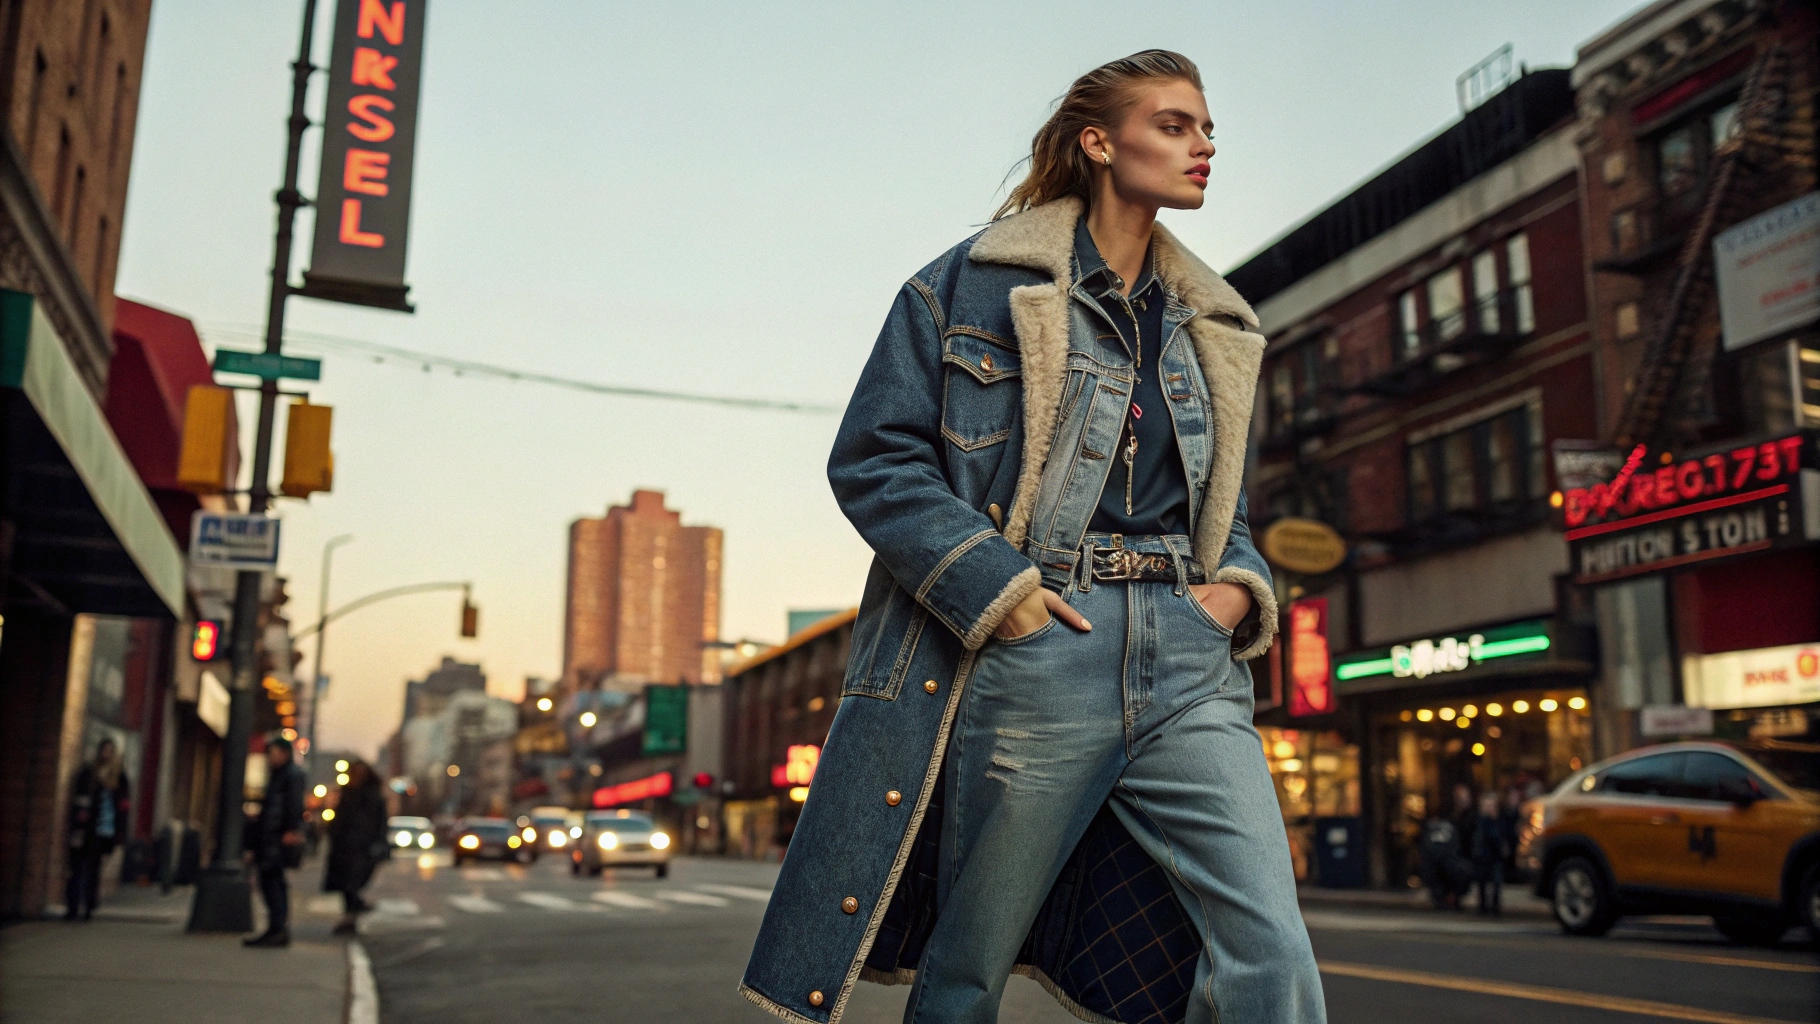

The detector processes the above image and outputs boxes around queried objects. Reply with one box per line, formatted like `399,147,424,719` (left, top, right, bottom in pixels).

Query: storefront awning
1,290,184,616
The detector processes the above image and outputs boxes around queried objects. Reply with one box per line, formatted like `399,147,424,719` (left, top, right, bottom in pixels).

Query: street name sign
212,348,322,381
189,511,281,568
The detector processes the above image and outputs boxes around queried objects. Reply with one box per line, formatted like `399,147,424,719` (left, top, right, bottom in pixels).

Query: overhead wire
200,324,841,415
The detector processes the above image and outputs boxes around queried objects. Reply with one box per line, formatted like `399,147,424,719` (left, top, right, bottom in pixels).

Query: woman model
742,51,1323,1024
323,760,389,935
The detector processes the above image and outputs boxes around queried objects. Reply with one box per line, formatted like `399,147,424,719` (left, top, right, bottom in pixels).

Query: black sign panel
301,0,427,312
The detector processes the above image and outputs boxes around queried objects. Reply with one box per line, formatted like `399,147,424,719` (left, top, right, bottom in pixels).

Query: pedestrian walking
244,736,305,948
323,760,388,935
1470,792,1509,916
1416,810,1462,910
64,738,130,920
741,50,1323,1024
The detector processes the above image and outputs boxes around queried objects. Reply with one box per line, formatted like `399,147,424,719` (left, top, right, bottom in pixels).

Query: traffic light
280,400,334,498
191,620,225,661
460,599,479,638
177,385,236,494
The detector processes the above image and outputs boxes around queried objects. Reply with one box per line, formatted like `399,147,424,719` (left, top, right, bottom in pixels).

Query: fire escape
1614,39,1818,449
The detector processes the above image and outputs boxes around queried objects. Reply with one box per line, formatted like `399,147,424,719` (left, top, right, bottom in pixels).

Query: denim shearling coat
740,197,1277,1024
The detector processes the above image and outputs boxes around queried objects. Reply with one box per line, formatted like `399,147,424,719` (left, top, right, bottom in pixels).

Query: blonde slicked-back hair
993,50,1204,221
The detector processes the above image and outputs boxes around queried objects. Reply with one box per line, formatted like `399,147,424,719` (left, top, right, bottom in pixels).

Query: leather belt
1088,544,1208,584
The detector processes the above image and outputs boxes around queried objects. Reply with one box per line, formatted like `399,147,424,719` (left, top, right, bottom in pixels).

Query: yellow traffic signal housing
177,385,236,493
281,400,334,498
460,600,479,638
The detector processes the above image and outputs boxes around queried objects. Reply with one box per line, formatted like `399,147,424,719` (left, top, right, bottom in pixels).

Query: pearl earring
1102,153,1111,165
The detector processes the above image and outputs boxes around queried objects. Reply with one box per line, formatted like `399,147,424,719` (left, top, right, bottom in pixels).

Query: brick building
1567,1,1819,754
563,489,723,695
0,1,176,920
1227,67,1600,887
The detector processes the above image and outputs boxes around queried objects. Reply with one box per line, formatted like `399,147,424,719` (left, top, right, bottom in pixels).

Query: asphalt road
333,853,1820,1024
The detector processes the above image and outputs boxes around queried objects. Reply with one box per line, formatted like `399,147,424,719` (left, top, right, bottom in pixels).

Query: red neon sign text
1563,436,1803,531
592,771,673,808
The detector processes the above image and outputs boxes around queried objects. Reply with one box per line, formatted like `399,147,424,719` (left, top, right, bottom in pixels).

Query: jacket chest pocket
940,331,1021,452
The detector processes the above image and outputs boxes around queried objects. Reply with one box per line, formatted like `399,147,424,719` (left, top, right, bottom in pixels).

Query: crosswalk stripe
459,867,506,881
447,894,504,914
519,892,594,912
374,898,421,916
694,884,771,902
656,890,729,907
591,891,662,910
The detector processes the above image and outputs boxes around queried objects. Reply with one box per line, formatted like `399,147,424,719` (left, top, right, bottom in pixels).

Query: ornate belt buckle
1097,547,1144,580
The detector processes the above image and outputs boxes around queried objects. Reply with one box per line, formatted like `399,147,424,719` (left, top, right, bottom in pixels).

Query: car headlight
507,836,521,849
597,832,618,850
459,834,480,850
522,827,537,842
569,826,582,838
417,832,434,849
650,831,671,850
395,832,412,847
548,831,566,847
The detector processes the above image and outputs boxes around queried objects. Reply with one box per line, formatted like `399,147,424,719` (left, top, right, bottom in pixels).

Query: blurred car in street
387,815,436,853
454,817,538,865
1521,740,1819,944
571,809,672,877
529,810,571,854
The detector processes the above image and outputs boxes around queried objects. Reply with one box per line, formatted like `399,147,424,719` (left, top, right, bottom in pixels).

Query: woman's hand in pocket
995,587,1091,640
1188,582,1252,632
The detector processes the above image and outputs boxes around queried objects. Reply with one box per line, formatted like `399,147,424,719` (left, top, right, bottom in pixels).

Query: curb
347,941,379,1024
1297,889,1553,921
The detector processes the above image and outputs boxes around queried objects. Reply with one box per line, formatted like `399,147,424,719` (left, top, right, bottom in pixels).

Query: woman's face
1085,79,1216,212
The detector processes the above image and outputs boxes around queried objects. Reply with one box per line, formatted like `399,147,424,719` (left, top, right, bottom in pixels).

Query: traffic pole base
186,866,254,933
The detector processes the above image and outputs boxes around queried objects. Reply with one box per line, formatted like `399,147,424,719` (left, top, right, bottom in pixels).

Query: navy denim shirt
1073,218,1190,535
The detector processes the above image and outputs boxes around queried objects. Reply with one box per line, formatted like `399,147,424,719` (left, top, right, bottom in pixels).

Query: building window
1265,335,1339,439
1506,233,1533,335
1405,401,1544,523
1710,99,1741,148
1472,250,1499,334
1397,290,1420,356
1426,267,1465,345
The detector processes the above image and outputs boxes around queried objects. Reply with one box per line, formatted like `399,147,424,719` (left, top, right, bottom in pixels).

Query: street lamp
303,533,354,768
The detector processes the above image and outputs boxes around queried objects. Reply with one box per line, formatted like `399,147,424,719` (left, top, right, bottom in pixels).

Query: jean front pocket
1183,590,1235,638
994,615,1057,647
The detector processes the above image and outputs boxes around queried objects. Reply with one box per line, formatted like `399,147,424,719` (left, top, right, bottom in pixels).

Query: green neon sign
1334,622,1552,683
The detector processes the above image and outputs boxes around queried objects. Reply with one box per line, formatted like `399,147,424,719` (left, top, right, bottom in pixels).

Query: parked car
454,817,538,865
387,815,436,852
1521,740,1820,943
571,809,672,877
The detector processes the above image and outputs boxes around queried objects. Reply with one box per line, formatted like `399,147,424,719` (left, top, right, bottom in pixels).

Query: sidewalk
0,877,355,1024
1297,883,1553,920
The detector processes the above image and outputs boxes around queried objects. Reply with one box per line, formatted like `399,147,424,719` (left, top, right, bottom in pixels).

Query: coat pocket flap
943,332,1022,384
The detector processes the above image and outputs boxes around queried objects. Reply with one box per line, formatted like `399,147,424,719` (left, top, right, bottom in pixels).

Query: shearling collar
969,196,1259,328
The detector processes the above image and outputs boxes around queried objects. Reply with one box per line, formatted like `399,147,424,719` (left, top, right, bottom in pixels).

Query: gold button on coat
809,991,824,1007
841,896,859,914
924,679,938,693
885,790,902,806
980,353,994,372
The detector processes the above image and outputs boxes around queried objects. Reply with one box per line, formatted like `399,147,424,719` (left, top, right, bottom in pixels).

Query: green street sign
212,348,322,381
642,684,688,756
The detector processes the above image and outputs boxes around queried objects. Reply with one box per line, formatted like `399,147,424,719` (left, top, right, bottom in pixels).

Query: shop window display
1373,690,1590,889
1259,727,1360,883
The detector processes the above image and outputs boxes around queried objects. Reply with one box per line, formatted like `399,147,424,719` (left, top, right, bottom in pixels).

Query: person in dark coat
65,738,130,920
245,737,306,947
323,760,388,935
1470,791,1511,915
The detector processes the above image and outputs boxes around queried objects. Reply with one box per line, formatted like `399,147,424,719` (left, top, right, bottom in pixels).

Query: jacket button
809,990,824,1007
924,679,938,693
981,353,995,372
885,790,902,806
842,896,859,914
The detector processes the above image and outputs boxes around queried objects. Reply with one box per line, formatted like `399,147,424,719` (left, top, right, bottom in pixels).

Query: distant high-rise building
564,490,723,695
403,656,486,722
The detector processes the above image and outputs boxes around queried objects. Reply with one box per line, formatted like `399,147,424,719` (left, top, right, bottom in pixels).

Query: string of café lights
200,324,842,415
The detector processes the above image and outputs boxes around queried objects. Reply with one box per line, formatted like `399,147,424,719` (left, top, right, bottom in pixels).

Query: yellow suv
1520,741,1820,944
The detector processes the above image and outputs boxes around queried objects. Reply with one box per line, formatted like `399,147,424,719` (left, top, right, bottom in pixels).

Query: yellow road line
1345,930,1820,975
1318,960,1807,1024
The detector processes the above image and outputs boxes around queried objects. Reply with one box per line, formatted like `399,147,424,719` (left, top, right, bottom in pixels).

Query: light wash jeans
904,534,1325,1024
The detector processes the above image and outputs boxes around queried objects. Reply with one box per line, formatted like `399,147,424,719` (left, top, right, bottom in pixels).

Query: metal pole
189,0,320,933
303,534,353,764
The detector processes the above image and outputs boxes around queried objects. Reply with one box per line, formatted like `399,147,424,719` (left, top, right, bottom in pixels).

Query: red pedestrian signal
191,620,225,661
693,773,714,790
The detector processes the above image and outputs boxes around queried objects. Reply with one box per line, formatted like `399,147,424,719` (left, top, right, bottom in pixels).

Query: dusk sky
116,1,1641,758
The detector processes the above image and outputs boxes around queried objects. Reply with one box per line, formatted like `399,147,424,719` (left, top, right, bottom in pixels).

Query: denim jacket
741,198,1276,1024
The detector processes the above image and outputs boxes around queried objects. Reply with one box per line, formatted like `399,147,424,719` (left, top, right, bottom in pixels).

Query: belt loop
1162,535,1188,596
1078,540,1094,593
